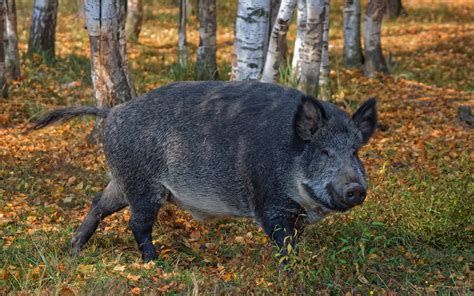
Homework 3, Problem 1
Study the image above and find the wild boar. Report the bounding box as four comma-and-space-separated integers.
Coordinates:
29, 81, 377, 262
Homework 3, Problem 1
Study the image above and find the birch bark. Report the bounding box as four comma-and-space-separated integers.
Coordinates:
0, 0, 7, 98
343, 0, 363, 68
297, 0, 324, 95
263, 0, 280, 65
363, 0, 388, 77
84, 1, 135, 108
178, 0, 187, 66
261, 0, 296, 83
196, 0, 217, 80
291, 0, 306, 81
125, 0, 143, 42
319, 0, 330, 100
28, 0, 58, 59
231, 0, 270, 81
4, 0, 20, 79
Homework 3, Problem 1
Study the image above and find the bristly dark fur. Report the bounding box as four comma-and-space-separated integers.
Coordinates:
25, 106, 110, 132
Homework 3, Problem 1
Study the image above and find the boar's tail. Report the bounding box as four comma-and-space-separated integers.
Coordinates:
26, 106, 110, 132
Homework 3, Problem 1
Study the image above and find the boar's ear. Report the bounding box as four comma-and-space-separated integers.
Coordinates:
294, 95, 327, 142
352, 98, 377, 144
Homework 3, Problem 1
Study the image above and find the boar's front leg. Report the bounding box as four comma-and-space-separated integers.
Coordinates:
260, 201, 302, 261
71, 179, 128, 255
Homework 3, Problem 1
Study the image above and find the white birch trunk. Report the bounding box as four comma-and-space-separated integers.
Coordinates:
28, 0, 58, 59
363, 0, 388, 77
125, 0, 143, 42
178, 0, 187, 66
297, 0, 325, 95
196, 0, 217, 80
261, 0, 296, 83
263, 0, 280, 66
85, 0, 136, 141
84, 1, 135, 107
319, 0, 330, 100
4, 0, 20, 80
0, 0, 7, 98
231, 0, 270, 81
291, 0, 306, 81
343, 0, 363, 68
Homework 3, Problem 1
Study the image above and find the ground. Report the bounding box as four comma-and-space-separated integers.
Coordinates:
0, 0, 472, 294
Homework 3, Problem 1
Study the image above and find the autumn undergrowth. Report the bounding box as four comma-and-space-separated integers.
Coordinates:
1, 0, 473, 294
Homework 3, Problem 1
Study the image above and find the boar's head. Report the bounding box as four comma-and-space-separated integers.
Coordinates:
293, 96, 377, 218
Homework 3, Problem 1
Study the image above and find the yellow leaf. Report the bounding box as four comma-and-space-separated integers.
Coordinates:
131, 287, 141, 295
143, 261, 156, 270
0, 268, 9, 280
77, 264, 95, 275
127, 273, 141, 282
75, 182, 84, 190
113, 265, 126, 272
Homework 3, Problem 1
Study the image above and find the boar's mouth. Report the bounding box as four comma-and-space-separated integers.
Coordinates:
326, 183, 351, 212
302, 183, 350, 212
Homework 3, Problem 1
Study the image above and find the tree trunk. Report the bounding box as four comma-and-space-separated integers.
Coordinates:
386, 0, 405, 18
343, 0, 363, 68
319, 0, 330, 100
263, 0, 280, 65
291, 0, 306, 81
0, 0, 7, 98
261, 0, 296, 83
118, 0, 135, 98
363, 0, 388, 77
196, 0, 217, 80
297, 0, 325, 95
231, 0, 270, 81
125, 0, 143, 42
4, 0, 20, 80
178, 0, 187, 66
28, 0, 58, 60
84, 0, 136, 140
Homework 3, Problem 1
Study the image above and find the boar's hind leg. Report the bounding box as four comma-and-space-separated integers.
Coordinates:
70, 180, 128, 255
129, 197, 163, 262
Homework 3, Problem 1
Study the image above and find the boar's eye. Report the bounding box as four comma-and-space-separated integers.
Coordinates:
321, 149, 330, 157
352, 150, 358, 157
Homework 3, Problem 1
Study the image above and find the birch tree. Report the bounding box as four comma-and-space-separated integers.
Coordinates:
263, 0, 280, 64
0, 0, 7, 98
28, 0, 58, 59
298, 0, 325, 95
319, 0, 330, 100
84, 0, 135, 135
363, 0, 388, 77
125, 0, 143, 42
196, 0, 217, 80
343, 0, 363, 68
261, 0, 296, 83
178, 0, 187, 66
5, 0, 20, 79
231, 0, 270, 81
386, 0, 405, 19
291, 0, 306, 81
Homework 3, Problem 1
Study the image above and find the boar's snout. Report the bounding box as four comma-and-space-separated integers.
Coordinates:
343, 183, 366, 206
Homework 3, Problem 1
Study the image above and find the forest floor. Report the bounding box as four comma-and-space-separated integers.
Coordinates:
0, 0, 473, 294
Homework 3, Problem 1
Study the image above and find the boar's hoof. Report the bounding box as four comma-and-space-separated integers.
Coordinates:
141, 246, 158, 262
